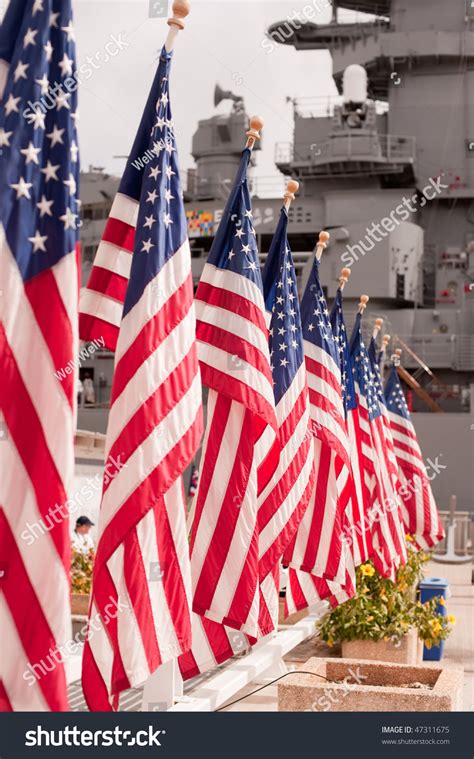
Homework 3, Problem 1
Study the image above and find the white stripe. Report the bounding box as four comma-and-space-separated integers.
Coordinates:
196, 299, 269, 362
87, 600, 114, 699
198, 262, 266, 314
110, 192, 139, 228
79, 287, 123, 328
93, 240, 133, 280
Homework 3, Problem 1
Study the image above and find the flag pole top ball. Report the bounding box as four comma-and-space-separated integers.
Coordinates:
315, 230, 330, 260
246, 116, 264, 149
338, 266, 351, 289
358, 294, 369, 312
382, 333, 391, 347
168, 0, 190, 28
372, 317, 383, 338
395, 348, 402, 357
284, 179, 299, 208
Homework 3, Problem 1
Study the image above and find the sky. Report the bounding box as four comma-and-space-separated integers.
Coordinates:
70, 0, 338, 181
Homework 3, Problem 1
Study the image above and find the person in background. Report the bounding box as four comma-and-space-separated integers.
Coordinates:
72, 516, 95, 554
82, 373, 96, 405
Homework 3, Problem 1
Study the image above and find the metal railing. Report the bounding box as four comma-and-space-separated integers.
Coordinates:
289, 94, 389, 119
275, 134, 416, 168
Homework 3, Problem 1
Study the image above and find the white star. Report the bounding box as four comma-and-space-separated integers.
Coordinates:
63, 173, 77, 195
58, 52, 73, 77
49, 11, 60, 27
246, 261, 257, 271
47, 125, 65, 146
152, 140, 163, 156
141, 238, 153, 253
10, 177, 32, 199
279, 342, 287, 352
20, 142, 41, 164
278, 326, 285, 336
32, 0, 44, 15
56, 92, 71, 110
0, 128, 13, 147
154, 116, 166, 130
235, 228, 244, 238
241, 243, 251, 254
35, 73, 49, 95
23, 27, 38, 48
143, 214, 156, 229
163, 212, 173, 228
60, 207, 77, 229
14, 60, 29, 82
164, 188, 175, 202
164, 141, 175, 155
292, 340, 298, 349
44, 40, 53, 62
27, 109, 46, 130
159, 92, 169, 107
146, 189, 158, 204
36, 195, 54, 217
41, 160, 60, 182
280, 358, 289, 368
71, 110, 79, 124
4, 94, 20, 115
165, 165, 175, 179
308, 323, 315, 332
70, 140, 79, 162
228, 249, 235, 260
28, 229, 48, 252
149, 166, 160, 180
244, 209, 253, 219
61, 22, 75, 41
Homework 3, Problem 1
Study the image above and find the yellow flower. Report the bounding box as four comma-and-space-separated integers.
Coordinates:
447, 614, 456, 625
327, 638, 334, 648
438, 597, 446, 607
360, 564, 375, 577
405, 534, 414, 543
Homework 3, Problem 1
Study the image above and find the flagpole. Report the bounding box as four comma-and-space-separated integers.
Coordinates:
283, 179, 299, 210
245, 115, 264, 150
380, 333, 390, 358
315, 230, 330, 261
165, 0, 190, 52
338, 266, 351, 290
358, 294, 369, 313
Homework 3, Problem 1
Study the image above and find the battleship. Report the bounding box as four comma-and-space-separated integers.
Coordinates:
77, 0, 473, 541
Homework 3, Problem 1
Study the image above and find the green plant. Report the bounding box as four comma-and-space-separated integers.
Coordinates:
317, 539, 455, 648
71, 548, 94, 595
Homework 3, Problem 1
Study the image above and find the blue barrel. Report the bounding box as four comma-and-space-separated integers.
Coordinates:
418, 577, 449, 661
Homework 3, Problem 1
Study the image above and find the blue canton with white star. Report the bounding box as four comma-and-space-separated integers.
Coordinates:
205, 148, 262, 290
385, 365, 411, 420
300, 256, 338, 366
122, 47, 187, 318
349, 313, 382, 421
330, 287, 356, 413
262, 207, 304, 405
0, 0, 80, 282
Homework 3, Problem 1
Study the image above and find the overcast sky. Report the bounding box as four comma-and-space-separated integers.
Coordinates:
70, 0, 339, 181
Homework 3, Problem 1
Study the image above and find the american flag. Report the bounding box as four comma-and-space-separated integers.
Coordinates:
385, 363, 444, 549
284, 251, 355, 611
80, 47, 203, 710
350, 313, 407, 578
0, 0, 79, 710
189, 145, 278, 639
331, 286, 372, 566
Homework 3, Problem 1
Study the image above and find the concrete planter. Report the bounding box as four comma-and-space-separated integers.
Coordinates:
278, 657, 463, 712
341, 628, 423, 665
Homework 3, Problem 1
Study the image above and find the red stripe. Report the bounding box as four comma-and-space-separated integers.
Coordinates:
79, 312, 119, 352
102, 217, 136, 253
0, 681, 13, 712
197, 321, 272, 388
0, 511, 69, 711
305, 353, 342, 397
25, 269, 75, 409
87, 265, 129, 304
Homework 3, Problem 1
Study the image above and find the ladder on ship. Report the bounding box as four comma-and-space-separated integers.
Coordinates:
393, 335, 445, 413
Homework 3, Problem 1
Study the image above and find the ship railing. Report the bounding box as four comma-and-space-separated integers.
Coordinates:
289, 94, 389, 119
275, 134, 416, 167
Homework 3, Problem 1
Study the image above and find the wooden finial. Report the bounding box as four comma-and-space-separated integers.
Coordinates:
283, 179, 299, 209
358, 294, 369, 313
392, 348, 402, 366
395, 348, 402, 357
315, 230, 330, 261
245, 115, 264, 150
167, 0, 190, 29
372, 317, 383, 338
382, 334, 391, 348
338, 266, 351, 290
